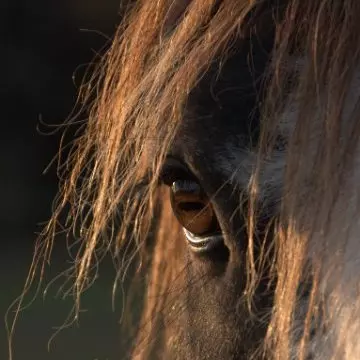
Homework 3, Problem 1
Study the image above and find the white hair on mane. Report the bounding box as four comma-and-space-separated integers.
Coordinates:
298, 67, 360, 359
213, 65, 360, 359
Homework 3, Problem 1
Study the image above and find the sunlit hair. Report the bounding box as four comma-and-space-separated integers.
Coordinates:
8, 0, 360, 359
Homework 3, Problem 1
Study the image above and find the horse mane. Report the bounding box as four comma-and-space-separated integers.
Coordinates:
8, 1, 360, 359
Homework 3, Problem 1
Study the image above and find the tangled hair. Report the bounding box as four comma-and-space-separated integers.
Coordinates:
8, 0, 360, 359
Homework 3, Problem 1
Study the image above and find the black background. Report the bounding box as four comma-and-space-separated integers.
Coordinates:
1, 1, 129, 359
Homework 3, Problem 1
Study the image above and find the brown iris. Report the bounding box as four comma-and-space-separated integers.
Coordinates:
169, 180, 220, 236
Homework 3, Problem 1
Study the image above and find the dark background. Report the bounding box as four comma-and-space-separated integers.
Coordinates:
1, 1, 130, 359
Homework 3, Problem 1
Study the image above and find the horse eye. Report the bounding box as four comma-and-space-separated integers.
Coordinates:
169, 179, 221, 237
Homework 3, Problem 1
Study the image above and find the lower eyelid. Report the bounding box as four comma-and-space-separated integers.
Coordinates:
183, 229, 224, 252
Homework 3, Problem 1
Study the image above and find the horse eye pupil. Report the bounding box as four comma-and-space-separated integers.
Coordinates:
178, 201, 205, 211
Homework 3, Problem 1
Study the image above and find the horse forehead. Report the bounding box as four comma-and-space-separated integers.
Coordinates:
174, 36, 273, 171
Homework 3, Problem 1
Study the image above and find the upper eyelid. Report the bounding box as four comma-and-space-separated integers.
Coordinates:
159, 156, 197, 186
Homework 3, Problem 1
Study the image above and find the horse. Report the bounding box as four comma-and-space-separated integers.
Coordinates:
9, 0, 360, 359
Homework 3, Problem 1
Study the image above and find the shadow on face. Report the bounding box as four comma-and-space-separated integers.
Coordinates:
154, 24, 278, 360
